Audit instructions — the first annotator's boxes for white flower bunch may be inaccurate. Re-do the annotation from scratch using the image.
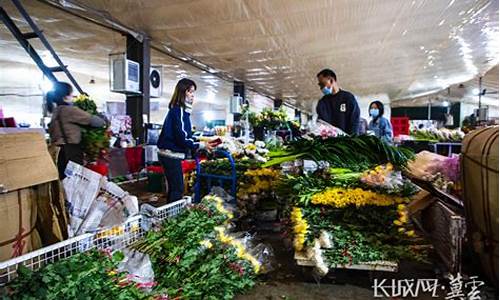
[319,230,333,249]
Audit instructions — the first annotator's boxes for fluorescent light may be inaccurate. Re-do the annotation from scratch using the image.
[472,88,479,95]
[442,101,449,107]
[203,111,215,121]
[40,77,54,93]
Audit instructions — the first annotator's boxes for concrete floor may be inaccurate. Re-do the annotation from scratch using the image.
[237,282,376,300]
[233,230,496,300]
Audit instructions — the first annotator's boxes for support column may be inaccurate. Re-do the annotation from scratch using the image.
[126,34,150,144]
[274,99,283,110]
[294,109,301,123]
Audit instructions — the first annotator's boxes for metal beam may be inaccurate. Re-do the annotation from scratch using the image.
[0,7,57,83]
[10,0,83,93]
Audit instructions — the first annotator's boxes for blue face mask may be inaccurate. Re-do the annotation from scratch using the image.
[322,86,333,95]
[370,108,379,118]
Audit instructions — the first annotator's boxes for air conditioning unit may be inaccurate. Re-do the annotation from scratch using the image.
[109,54,140,94]
[150,65,163,98]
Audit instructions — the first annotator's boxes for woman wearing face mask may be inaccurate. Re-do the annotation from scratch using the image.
[157,78,213,202]
[368,100,393,143]
[47,82,106,179]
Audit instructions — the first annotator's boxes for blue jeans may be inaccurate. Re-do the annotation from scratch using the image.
[159,155,184,203]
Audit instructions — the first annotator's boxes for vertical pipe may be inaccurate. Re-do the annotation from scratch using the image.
[427,99,431,120]
[478,76,482,109]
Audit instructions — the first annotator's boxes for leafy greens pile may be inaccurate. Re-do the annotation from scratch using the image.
[263,135,414,170]
[132,197,258,300]
[1,250,160,300]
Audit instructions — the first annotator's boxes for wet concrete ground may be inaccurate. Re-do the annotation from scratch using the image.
[235,231,497,300]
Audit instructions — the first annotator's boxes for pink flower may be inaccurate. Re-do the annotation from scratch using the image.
[100,248,112,258]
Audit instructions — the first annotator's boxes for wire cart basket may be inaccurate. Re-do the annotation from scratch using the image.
[194,149,237,203]
[0,198,189,285]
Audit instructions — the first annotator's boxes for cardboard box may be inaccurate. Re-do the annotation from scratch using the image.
[0,129,62,261]
[0,128,58,192]
[0,189,42,261]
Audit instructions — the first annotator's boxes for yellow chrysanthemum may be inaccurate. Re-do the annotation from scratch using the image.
[399,214,408,224]
[199,239,213,249]
[393,220,403,226]
[311,187,402,208]
[290,207,308,251]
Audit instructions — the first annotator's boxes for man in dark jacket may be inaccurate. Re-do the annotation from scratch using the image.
[316,69,360,135]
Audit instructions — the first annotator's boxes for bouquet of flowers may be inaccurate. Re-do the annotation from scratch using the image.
[74,94,110,162]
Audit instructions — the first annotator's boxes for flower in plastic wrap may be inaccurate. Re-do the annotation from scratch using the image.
[309,120,346,138]
[255,140,266,148]
[313,239,329,276]
[319,230,333,249]
[442,155,460,183]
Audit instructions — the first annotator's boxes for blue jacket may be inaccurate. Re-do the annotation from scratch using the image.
[368,116,393,143]
[157,105,200,153]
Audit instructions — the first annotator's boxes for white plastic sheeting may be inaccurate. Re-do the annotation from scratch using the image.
[392,65,499,107]
[0,0,498,113]
[0,1,235,119]
[49,0,499,109]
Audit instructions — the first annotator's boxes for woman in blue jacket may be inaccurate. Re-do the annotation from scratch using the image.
[368,100,393,143]
[157,78,210,202]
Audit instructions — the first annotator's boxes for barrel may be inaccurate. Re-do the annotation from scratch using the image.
[461,126,498,284]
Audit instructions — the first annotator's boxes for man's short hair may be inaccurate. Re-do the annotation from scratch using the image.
[317,69,337,81]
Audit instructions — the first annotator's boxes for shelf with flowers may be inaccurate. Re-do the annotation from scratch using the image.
[279,162,429,275]
[241,106,299,141]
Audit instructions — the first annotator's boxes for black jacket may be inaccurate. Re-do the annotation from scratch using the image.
[316,90,360,135]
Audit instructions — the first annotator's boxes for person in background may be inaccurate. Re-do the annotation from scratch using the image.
[358,117,368,135]
[316,69,360,135]
[157,78,213,203]
[47,82,106,179]
[368,100,393,143]
[444,112,455,129]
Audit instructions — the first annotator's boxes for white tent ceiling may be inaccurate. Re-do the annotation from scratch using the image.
[392,64,499,107]
[0,0,498,112]
[0,1,234,110]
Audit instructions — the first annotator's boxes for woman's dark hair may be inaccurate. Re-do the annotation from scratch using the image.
[369,100,384,123]
[168,78,197,109]
[46,82,73,113]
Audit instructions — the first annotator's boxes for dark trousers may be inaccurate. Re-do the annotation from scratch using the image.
[57,144,84,179]
[159,155,184,203]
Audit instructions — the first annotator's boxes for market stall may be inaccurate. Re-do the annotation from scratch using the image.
[0,0,498,298]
